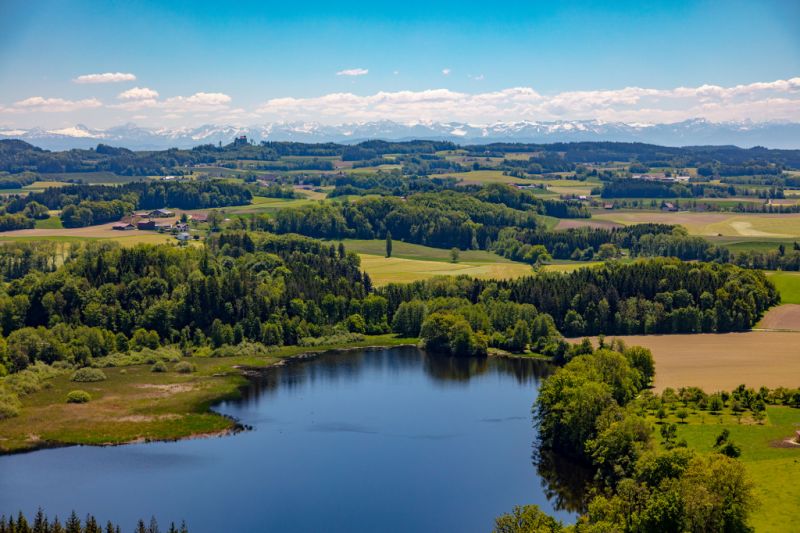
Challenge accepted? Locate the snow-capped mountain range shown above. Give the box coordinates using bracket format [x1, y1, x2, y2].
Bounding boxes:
[1, 119, 799, 150]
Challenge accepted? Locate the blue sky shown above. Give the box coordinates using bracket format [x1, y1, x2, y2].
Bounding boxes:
[0, 0, 798, 128]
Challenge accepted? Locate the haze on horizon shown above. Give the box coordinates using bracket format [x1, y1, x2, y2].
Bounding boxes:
[0, 0, 799, 130]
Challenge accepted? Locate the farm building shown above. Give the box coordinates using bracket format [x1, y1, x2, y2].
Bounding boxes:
[632, 173, 691, 183]
[176, 232, 192, 242]
[112, 223, 135, 231]
[137, 220, 157, 230]
[661, 202, 678, 212]
[190, 213, 209, 222]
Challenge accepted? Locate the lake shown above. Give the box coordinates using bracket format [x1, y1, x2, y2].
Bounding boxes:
[0, 347, 577, 532]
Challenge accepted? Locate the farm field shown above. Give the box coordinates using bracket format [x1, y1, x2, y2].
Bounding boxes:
[581, 331, 800, 391]
[555, 218, 622, 230]
[34, 216, 63, 229]
[0, 221, 178, 245]
[756, 304, 800, 330]
[340, 239, 518, 263]
[224, 195, 317, 214]
[540, 260, 603, 272]
[39, 171, 143, 184]
[357, 252, 532, 285]
[708, 236, 796, 252]
[343, 239, 532, 285]
[767, 271, 800, 304]
[430, 170, 532, 185]
[591, 210, 800, 238]
[649, 405, 800, 532]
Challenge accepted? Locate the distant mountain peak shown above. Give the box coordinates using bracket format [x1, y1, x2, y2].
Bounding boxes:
[1, 119, 798, 150]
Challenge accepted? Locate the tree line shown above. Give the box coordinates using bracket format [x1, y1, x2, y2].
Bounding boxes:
[0, 510, 187, 533]
[501, 342, 759, 532]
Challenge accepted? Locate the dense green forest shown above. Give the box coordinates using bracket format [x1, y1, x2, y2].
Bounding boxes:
[0, 236, 776, 378]
[6, 181, 252, 213]
[498, 343, 762, 531]
[1, 139, 798, 178]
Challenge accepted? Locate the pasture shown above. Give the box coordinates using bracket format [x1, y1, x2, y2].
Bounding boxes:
[223, 195, 317, 214]
[358, 254, 532, 285]
[540, 260, 603, 273]
[650, 405, 800, 532]
[341, 239, 517, 262]
[767, 271, 800, 304]
[341, 239, 532, 285]
[592, 210, 800, 238]
[430, 170, 532, 185]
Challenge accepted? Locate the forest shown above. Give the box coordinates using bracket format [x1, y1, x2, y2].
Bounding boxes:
[507, 343, 762, 531]
[1, 138, 798, 178]
[0, 236, 777, 379]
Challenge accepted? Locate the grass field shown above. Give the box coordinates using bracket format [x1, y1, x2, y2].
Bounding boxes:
[555, 218, 623, 230]
[573, 331, 800, 391]
[34, 216, 63, 229]
[767, 271, 800, 304]
[708, 236, 796, 252]
[540, 260, 603, 272]
[225, 195, 317, 214]
[340, 239, 532, 284]
[645, 405, 800, 531]
[430, 170, 532, 185]
[40, 172, 143, 184]
[591, 210, 800, 238]
[358, 254, 532, 284]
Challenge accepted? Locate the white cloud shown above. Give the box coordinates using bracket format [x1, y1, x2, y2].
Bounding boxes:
[255, 76, 800, 124]
[118, 87, 159, 100]
[111, 91, 232, 112]
[442, 68, 451, 76]
[336, 68, 368, 77]
[469, 74, 485, 81]
[3, 76, 799, 128]
[13, 96, 102, 112]
[163, 92, 231, 111]
[73, 72, 136, 84]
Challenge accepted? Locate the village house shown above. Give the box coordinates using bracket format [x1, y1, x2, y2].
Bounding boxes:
[112, 222, 136, 231]
[190, 212, 209, 223]
[137, 220, 157, 231]
[632, 173, 691, 184]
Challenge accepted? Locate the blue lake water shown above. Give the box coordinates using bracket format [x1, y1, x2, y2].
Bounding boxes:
[0, 347, 577, 532]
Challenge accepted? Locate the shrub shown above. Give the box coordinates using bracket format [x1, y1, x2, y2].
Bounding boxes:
[0, 389, 21, 419]
[298, 332, 365, 347]
[150, 361, 168, 373]
[71, 368, 107, 382]
[4, 362, 61, 396]
[174, 361, 196, 374]
[210, 341, 274, 358]
[66, 390, 91, 403]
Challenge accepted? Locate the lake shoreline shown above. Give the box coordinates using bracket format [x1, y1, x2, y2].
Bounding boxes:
[0, 337, 417, 456]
